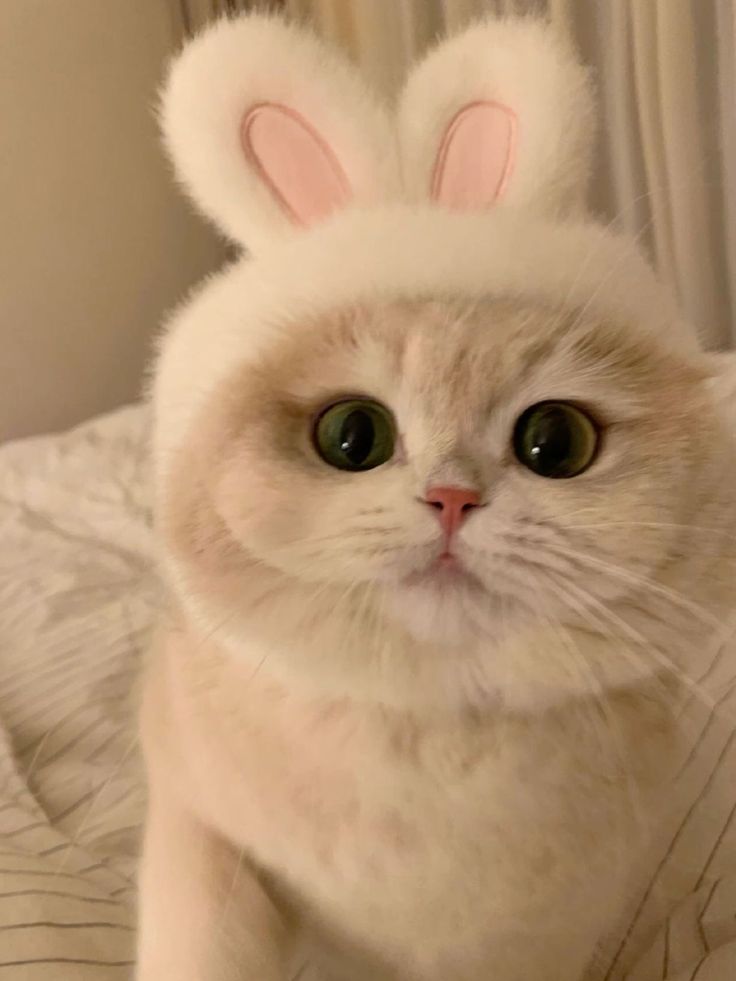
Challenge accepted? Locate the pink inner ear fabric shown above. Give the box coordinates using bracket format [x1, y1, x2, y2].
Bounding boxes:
[431, 101, 517, 211]
[241, 103, 351, 227]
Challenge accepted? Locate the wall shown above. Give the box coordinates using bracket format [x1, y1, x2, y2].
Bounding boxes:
[0, 1, 225, 441]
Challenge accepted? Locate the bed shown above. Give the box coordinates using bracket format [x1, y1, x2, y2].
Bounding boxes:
[0, 403, 735, 980]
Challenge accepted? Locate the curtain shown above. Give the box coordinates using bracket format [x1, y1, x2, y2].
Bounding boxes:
[283, 0, 736, 350]
[573, 0, 735, 348]
[178, 0, 297, 35]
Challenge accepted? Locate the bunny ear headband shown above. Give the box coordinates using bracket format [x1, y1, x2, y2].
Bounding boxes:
[162, 15, 594, 247]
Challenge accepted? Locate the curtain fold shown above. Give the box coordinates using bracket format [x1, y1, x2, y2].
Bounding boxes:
[715, 0, 736, 344]
[622, 0, 727, 346]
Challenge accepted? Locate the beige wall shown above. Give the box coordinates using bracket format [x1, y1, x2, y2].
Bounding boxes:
[1, 1, 225, 441]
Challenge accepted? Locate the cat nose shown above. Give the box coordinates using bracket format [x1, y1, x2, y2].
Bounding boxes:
[424, 486, 481, 540]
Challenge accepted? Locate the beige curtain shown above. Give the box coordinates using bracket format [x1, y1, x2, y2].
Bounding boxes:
[286, 1, 573, 93]
[573, 0, 735, 349]
[178, 0, 265, 34]
[284, 0, 736, 350]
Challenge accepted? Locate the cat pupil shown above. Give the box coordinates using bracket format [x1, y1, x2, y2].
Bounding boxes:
[339, 410, 374, 464]
[532, 410, 571, 466]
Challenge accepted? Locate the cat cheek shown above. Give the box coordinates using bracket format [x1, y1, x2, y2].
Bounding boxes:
[213, 456, 295, 547]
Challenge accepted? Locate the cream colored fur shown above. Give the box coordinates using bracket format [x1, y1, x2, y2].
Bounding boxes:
[140, 12, 736, 981]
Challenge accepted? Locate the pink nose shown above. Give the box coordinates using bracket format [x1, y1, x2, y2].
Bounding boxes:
[424, 486, 481, 541]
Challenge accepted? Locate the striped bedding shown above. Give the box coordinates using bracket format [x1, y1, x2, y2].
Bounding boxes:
[0, 407, 153, 978]
[0, 404, 734, 980]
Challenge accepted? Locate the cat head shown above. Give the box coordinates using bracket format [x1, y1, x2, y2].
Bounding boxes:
[153, 14, 733, 710]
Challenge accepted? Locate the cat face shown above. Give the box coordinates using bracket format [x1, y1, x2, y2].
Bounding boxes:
[162, 297, 730, 706]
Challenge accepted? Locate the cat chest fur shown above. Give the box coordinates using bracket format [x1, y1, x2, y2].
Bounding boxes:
[145, 628, 639, 965]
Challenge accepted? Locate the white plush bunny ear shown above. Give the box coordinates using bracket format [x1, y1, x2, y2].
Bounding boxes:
[160, 15, 399, 249]
[398, 18, 595, 218]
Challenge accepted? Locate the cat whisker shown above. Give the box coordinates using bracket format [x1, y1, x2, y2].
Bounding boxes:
[530, 597, 649, 840]
[285, 525, 406, 548]
[332, 580, 383, 668]
[545, 571, 725, 717]
[538, 540, 725, 633]
[563, 520, 736, 542]
[499, 543, 729, 718]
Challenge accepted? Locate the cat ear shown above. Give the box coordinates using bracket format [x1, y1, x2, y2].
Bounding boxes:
[160, 15, 399, 250]
[398, 19, 595, 218]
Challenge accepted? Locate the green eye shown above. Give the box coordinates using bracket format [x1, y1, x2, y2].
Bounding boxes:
[314, 399, 396, 472]
[513, 401, 599, 478]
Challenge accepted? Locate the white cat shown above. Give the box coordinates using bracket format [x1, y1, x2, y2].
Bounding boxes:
[137, 14, 736, 981]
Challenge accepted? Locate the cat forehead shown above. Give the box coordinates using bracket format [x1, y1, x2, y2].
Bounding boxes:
[202, 298, 545, 420]
[200, 298, 679, 433]
[250, 297, 580, 394]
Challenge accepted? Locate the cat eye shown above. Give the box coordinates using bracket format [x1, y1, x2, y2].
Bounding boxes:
[314, 399, 396, 472]
[512, 401, 599, 478]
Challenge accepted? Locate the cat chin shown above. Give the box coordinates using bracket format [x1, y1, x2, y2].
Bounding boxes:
[385, 574, 503, 647]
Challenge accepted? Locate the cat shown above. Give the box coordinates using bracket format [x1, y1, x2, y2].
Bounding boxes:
[136, 13, 736, 981]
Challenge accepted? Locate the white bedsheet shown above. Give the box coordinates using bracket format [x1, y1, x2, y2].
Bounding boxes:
[0, 406, 155, 978]
[0, 404, 735, 980]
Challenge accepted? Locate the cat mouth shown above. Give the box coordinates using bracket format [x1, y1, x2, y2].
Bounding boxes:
[404, 551, 483, 590]
[436, 551, 462, 570]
